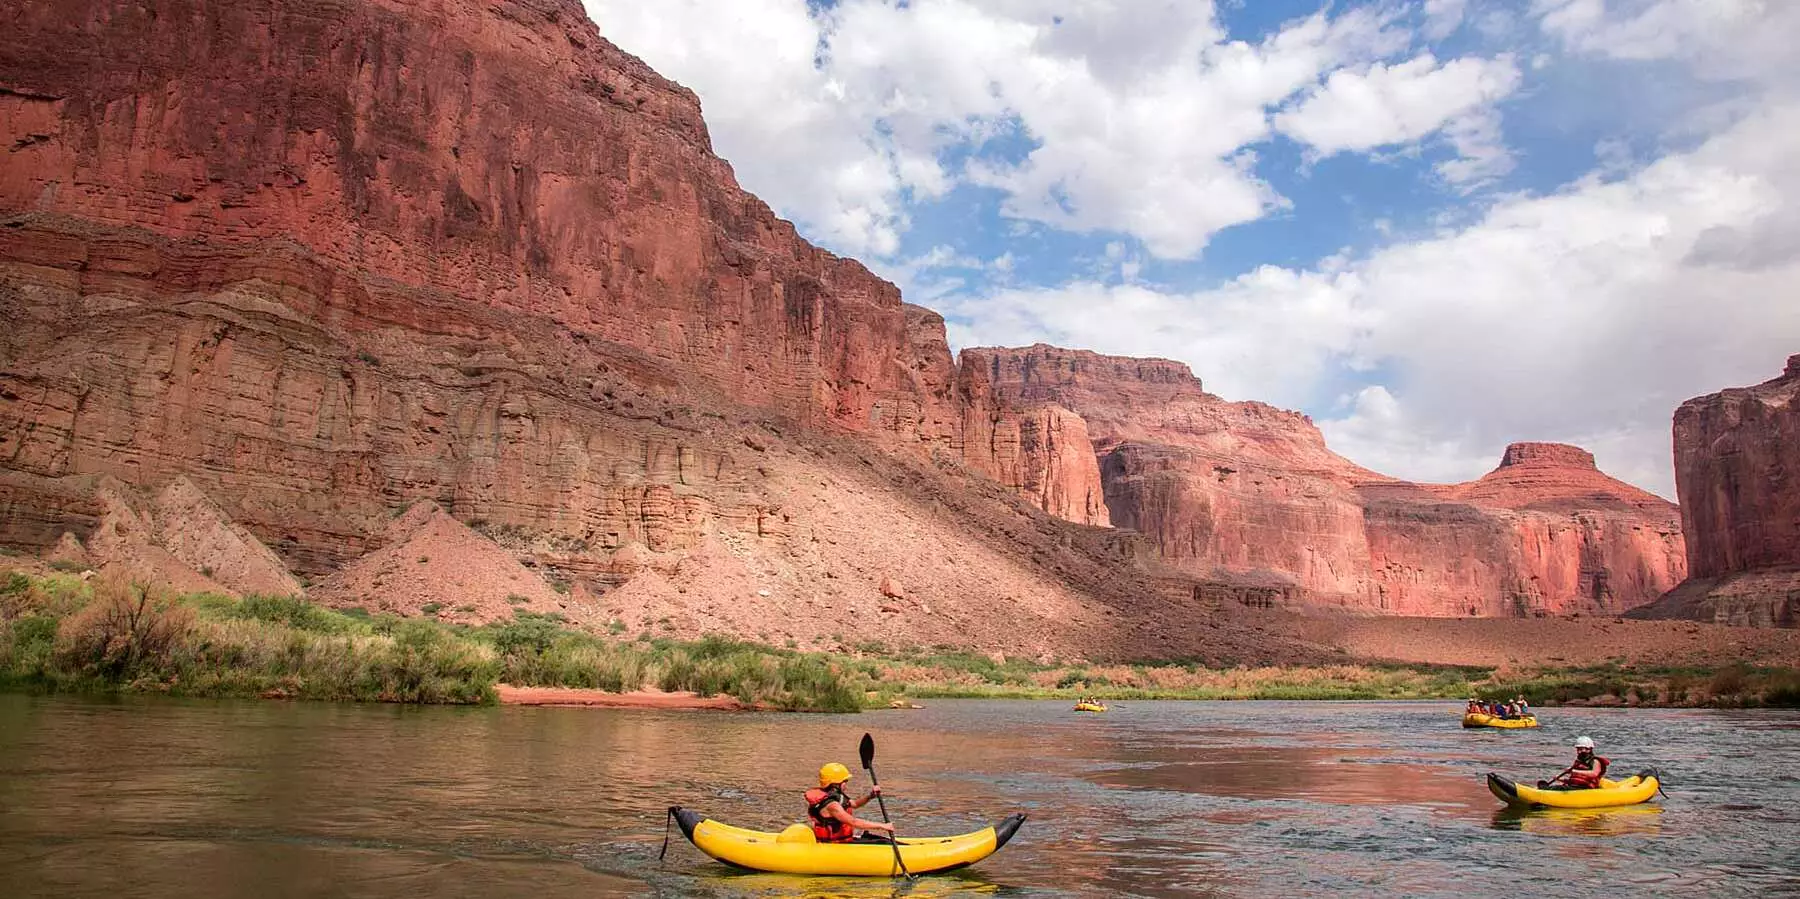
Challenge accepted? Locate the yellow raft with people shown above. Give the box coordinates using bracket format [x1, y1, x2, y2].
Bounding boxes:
[1486, 770, 1662, 809]
[667, 806, 1026, 876]
[1462, 712, 1537, 728]
[1073, 702, 1108, 713]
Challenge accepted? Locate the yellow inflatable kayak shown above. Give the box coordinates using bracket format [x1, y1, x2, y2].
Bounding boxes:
[1073, 702, 1107, 712]
[1486, 770, 1661, 809]
[1462, 712, 1537, 728]
[668, 806, 1025, 876]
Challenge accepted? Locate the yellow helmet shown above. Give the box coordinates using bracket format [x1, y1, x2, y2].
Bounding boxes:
[818, 762, 852, 787]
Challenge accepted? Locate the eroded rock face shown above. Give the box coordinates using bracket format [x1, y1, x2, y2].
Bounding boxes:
[1637, 357, 1800, 626]
[964, 346, 1686, 616]
[1363, 446, 1686, 617]
[0, 0, 926, 438]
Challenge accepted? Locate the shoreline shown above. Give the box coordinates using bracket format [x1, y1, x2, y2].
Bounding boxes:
[3, 571, 1796, 712]
[495, 684, 748, 710]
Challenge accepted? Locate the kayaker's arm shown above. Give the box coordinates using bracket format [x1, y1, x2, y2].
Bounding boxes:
[825, 800, 894, 835]
[850, 785, 882, 810]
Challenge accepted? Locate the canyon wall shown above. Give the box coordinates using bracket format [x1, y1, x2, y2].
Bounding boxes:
[1635, 356, 1800, 626]
[962, 346, 1686, 616]
[0, 0, 933, 438]
[0, 0, 1687, 637]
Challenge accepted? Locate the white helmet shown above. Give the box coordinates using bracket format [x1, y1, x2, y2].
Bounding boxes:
[1574, 736, 1595, 750]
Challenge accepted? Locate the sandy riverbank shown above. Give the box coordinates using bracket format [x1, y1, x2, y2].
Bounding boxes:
[495, 685, 747, 710]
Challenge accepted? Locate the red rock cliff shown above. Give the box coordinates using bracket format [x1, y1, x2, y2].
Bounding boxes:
[0, 0, 929, 435]
[963, 346, 1686, 616]
[1637, 356, 1800, 626]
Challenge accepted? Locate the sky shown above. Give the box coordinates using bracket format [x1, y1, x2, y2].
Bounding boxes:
[582, 0, 1800, 499]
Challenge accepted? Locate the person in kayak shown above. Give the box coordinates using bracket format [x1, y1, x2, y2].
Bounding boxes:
[806, 762, 895, 843]
[1541, 736, 1609, 789]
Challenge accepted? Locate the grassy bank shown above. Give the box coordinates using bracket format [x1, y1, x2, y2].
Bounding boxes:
[0, 574, 859, 711]
[3, 573, 1795, 711]
[843, 645, 1800, 708]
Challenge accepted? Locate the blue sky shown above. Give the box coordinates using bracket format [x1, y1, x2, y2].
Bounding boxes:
[585, 0, 1800, 498]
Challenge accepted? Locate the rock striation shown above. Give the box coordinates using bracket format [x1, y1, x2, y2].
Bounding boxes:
[1635, 357, 1800, 626]
[959, 346, 1686, 616]
[0, 0, 925, 438]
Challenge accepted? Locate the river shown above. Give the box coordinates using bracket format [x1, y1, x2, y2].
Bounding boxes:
[1, 694, 1796, 897]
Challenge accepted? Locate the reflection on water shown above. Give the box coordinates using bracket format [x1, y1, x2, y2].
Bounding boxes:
[2, 696, 1798, 897]
[1490, 804, 1666, 837]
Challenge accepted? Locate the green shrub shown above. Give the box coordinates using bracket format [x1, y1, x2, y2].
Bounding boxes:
[228, 595, 361, 635]
[490, 614, 562, 658]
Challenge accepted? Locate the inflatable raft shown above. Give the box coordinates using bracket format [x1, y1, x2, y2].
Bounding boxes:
[1486, 770, 1661, 809]
[667, 806, 1025, 876]
[1462, 712, 1538, 728]
[1073, 702, 1108, 713]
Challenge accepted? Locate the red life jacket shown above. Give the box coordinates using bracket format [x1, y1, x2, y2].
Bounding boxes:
[1568, 755, 1610, 788]
[805, 786, 855, 842]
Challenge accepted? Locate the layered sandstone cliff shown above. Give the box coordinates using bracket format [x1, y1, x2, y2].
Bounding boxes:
[961, 346, 1686, 616]
[1635, 356, 1800, 626]
[0, 0, 930, 438]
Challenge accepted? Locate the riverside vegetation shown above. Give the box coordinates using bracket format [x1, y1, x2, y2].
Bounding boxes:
[1, 573, 1795, 711]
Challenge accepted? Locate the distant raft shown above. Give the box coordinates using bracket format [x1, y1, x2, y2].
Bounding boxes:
[1073, 702, 1108, 713]
[1462, 712, 1538, 728]
[1486, 770, 1661, 809]
[667, 806, 1026, 877]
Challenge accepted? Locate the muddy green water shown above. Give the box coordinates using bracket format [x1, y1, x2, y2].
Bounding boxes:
[1, 695, 1797, 897]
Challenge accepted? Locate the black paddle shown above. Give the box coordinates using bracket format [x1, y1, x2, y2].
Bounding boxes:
[859, 732, 913, 880]
[1537, 764, 1577, 789]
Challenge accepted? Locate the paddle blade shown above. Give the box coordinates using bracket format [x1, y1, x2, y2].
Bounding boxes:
[859, 732, 875, 770]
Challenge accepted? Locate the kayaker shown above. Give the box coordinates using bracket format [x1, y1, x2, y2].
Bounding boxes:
[805, 762, 895, 843]
[1543, 736, 1610, 790]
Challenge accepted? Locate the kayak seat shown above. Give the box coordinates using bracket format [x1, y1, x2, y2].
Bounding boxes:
[776, 823, 817, 844]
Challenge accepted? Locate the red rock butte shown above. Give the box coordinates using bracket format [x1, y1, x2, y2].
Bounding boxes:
[0, 0, 1712, 661]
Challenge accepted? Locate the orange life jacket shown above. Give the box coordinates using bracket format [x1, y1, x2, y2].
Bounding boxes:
[805, 786, 854, 842]
[1568, 755, 1610, 788]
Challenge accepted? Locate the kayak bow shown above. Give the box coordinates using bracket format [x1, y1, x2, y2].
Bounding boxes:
[668, 806, 1026, 877]
[1486, 769, 1661, 809]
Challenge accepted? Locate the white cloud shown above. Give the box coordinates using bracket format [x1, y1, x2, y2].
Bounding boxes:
[587, 0, 1421, 260]
[1423, 0, 1470, 41]
[1275, 53, 1522, 184]
[1535, 0, 1800, 94]
[948, 99, 1800, 498]
[1318, 386, 1493, 484]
